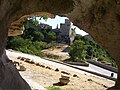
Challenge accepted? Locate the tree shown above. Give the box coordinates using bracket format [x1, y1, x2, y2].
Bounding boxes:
[86, 45, 95, 59]
[33, 41, 47, 50]
[45, 31, 57, 42]
[33, 31, 44, 41]
[21, 28, 35, 40]
[69, 40, 86, 61]
[8, 36, 32, 50]
[74, 34, 82, 41]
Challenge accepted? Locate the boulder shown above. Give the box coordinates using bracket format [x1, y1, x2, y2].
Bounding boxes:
[17, 56, 22, 59]
[55, 68, 59, 72]
[73, 74, 79, 78]
[19, 65, 26, 71]
[61, 71, 70, 75]
[59, 75, 70, 85]
[46, 66, 52, 70]
[35, 62, 40, 66]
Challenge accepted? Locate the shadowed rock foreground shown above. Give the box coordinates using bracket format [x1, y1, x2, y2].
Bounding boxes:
[0, 0, 120, 89]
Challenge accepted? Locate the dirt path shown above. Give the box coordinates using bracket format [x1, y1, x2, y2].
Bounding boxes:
[7, 50, 115, 90]
[20, 74, 46, 90]
[42, 44, 70, 61]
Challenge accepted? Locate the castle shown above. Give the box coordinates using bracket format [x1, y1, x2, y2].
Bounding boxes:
[26, 19, 75, 44]
[53, 19, 75, 45]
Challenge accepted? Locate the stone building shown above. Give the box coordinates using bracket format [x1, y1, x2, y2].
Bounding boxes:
[59, 19, 72, 36]
[25, 18, 75, 44]
[53, 19, 75, 45]
[37, 23, 52, 31]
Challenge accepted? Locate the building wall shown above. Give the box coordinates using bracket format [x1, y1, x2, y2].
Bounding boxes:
[60, 19, 71, 36]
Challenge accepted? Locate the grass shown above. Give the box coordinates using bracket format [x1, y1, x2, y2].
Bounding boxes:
[47, 86, 61, 90]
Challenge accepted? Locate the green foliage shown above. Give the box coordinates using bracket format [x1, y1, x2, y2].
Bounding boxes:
[74, 34, 82, 40]
[70, 34, 117, 67]
[7, 36, 44, 57]
[33, 31, 44, 41]
[97, 56, 117, 67]
[8, 36, 32, 49]
[39, 16, 48, 21]
[33, 41, 47, 50]
[46, 31, 57, 42]
[45, 41, 58, 49]
[7, 16, 59, 58]
[47, 86, 61, 90]
[86, 45, 95, 59]
[69, 40, 86, 61]
[97, 56, 105, 61]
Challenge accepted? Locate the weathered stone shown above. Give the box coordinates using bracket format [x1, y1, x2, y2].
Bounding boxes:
[17, 56, 22, 59]
[73, 74, 79, 78]
[13, 61, 20, 68]
[61, 75, 70, 80]
[59, 75, 70, 85]
[88, 78, 93, 81]
[0, 51, 31, 89]
[39, 64, 45, 68]
[19, 63, 26, 71]
[0, 0, 120, 89]
[29, 60, 35, 64]
[61, 71, 70, 75]
[35, 62, 40, 66]
[25, 58, 31, 63]
[46, 66, 52, 70]
[20, 57, 26, 61]
[55, 68, 59, 72]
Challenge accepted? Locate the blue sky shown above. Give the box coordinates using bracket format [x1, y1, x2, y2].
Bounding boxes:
[37, 15, 88, 36]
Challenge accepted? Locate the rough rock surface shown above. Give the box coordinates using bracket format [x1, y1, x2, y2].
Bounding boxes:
[0, 0, 120, 89]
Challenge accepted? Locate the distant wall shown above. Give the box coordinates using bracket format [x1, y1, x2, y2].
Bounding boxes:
[87, 60, 118, 73]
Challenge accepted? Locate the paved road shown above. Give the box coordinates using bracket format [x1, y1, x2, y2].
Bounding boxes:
[72, 63, 117, 79]
[6, 50, 117, 80]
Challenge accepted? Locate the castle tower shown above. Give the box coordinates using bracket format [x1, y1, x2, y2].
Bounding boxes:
[59, 19, 71, 36]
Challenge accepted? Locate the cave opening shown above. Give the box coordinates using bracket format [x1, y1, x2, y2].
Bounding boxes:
[0, 0, 120, 89]
[6, 14, 117, 89]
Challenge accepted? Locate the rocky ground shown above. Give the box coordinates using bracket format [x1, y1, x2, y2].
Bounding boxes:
[7, 46, 115, 90]
[42, 44, 70, 61]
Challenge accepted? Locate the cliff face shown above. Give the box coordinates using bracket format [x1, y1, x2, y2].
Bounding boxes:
[0, 0, 120, 89]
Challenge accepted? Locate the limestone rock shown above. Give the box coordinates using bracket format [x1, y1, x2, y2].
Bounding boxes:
[0, 0, 120, 89]
[61, 71, 70, 75]
[39, 64, 45, 68]
[35, 62, 40, 66]
[46, 66, 52, 70]
[17, 56, 22, 59]
[59, 75, 70, 85]
[73, 74, 79, 78]
[19, 64, 26, 71]
[55, 68, 59, 72]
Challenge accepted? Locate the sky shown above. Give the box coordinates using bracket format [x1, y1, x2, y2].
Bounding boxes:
[37, 15, 88, 36]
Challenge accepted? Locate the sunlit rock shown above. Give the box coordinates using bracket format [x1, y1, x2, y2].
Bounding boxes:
[0, 0, 120, 89]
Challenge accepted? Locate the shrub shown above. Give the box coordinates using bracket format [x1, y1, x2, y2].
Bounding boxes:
[69, 40, 86, 61]
[97, 56, 105, 61]
[47, 86, 61, 90]
[33, 41, 47, 50]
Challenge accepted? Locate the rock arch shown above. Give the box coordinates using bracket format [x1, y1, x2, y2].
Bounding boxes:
[0, 0, 120, 89]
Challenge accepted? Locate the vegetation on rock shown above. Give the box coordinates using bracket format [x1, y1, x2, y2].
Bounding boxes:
[47, 86, 61, 90]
